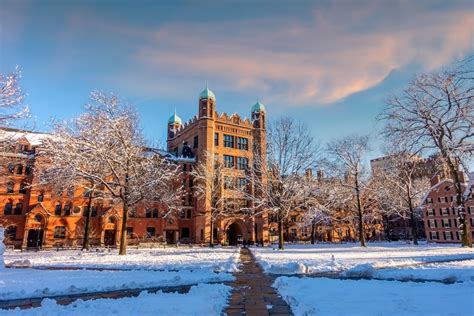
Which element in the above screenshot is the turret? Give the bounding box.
[198,84,216,118]
[251,99,266,129]
[167,110,182,139]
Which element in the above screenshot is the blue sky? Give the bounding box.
[1,0,473,158]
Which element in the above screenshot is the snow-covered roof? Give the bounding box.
[0,128,51,146]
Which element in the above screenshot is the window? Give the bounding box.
[14,202,22,215]
[430,231,438,240]
[54,226,66,238]
[83,206,89,217]
[224,155,235,168]
[290,228,297,237]
[54,204,62,216]
[214,133,219,146]
[5,226,17,241]
[237,178,247,189]
[15,164,23,175]
[127,227,134,237]
[152,208,159,218]
[426,198,433,204]
[181,227,190,238]
[63,204,71,216]
[428,219,436,228]
[427,209,434,216]
[25,165,32,175]
[7,163,14,174]
[19,181,28,194]
[444,231,453,241]
[237,157,248,170]
[146,227,156,238]
[237,137,249,150]
[6,182,14,194]
[37,192,44,202]
[441,208,449,216]
[4,200,13,215]
[224,176,234,189]
[146,209,152,218]
[291,216,297,222]
[193,136,198,149]
[442,219,450,228]
[224,134,234,148]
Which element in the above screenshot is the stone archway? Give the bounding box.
[227,222,243,246]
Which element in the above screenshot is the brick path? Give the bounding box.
[225,248,293,316]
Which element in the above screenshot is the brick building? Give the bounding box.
[423,173,474,243]
[166,86,268,245]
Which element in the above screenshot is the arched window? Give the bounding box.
[152,208,159,218]
[15,164,23,175]
[6,181,14,194]
[37,191,44,202]
[108,217,115,224]
[4,200,13,215]
[7,163,14,174]
[14,202,23,215]
[54,204,62,216]
[145,209,152,218]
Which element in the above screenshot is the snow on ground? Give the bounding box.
[343,259,474,283]
[0,268,233,300]
[5,246,240,272]
[4,283,231,316]
[251,242,474,275]
[274,276,473,316]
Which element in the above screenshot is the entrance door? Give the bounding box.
[165,230,175,244]
[227,223,242,246]
[104,229,116,246]
[26,229,44,249]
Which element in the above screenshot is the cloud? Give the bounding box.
[50,1,474,109]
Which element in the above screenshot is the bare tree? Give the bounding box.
[243,117,319,250]
[190,151,232,246]
[381,59,473,247]
[325,135,371,247]
[64,92,181,255]
[372,150,431,245]
[0,66,28,125]
[37,118,111,250]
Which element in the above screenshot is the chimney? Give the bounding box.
[317,170,324,181]
[430,174,440,187]
[305,168,313,179]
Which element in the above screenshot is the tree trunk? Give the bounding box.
[407,192,418,245]
[310,221,316,244]
[209,217,214,248]
[446,156,472,247]
[119,202,128,255]
[355,175,366,247]
[278,218,284,250]
[82,188,94,250]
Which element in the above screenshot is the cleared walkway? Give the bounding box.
[225,248,293,316]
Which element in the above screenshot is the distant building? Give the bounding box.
[422,173,474,243]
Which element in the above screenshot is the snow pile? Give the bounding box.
[0,268,234,300]
[274,276,473,316]
[4,283,232,316]
[5,247,241,272]
[0,226,4,270]
[342,263,377,278]
[251,242,474,275]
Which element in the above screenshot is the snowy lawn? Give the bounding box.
[4,283,231,316]
[5,246,240,272]
[343,259,474,283]
[251,242,474,275]
[0,269,233,300]
[274,276,473,316]
[1,247,238,301]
